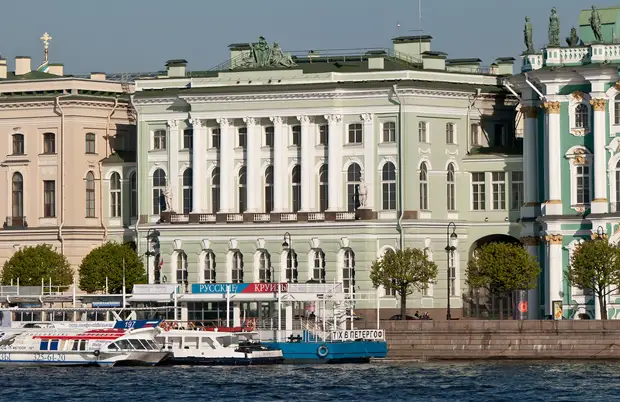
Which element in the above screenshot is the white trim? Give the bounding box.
[605,85,620,136]
[342,158,364,173]
[568,93,592,136]
[565,145,593,212]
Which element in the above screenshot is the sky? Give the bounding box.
[0,0,618,75]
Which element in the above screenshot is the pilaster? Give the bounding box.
[544,233,563,316]
[521,235,541,319]
[190,118,205,213]
[298,115,315,211]
[520,105,539,217]
[590,98,608,214]
[361,113,375,210]
[271,116,287,212]
[217,118,234,213]
[244,117,261,213]
[325,114,343,211]
[542,102,562,216]
[167,119,180,212]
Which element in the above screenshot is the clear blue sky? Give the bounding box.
[0,0,617,74]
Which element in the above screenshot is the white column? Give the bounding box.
[521,106,539,217]
[298,115,315,211]
[167,120,180,212]
[325,114,343,211]
[543,102,562,215]
[522,236,540,319]
[591,98,608,214]
[545,234,563,317]
[190,118,205,213]
[217,118,234,213]
[244,117,261,213]
[361,113,375,210]
[271,116,287,212]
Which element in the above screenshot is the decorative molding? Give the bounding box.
[340,237,350,248]
[256,238,266,249]
[544,234,563,245]
[445,149,459,156]
[270,116,284,126]
[521,106,538,119]
[520,236,540,246]
[201,239,211,250]
[570,128,588,137]
[418,148,431,155]
[229,238,238,250]
[173,239,182,250]
[360,113,373,123]
[572,91,586,102]
[590,98,607,112]
[167,120,178,129]
[310,237,320,249]
[542,101,561,114]
[216,117,231,127]
[243,117,258,126]
[616,82,620,91]
[297,115,313,125]
[606,137,620,157]
[189,118,204,128]
[324,114,342,124]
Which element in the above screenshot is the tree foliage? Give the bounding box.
[566,239,620,320]
[79,242,146,294]
[370,248,438,318]
[1,244,73,287]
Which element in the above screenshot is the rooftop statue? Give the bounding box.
[524,16,534,53]
[566,27,581,47]
[590,5,603,42]
[548,7,560,47]
[237,36,297,69]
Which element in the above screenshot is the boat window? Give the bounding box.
[202,337,216,349]
[107,342,120,351]
[71,341,78,351]
[146,340,160,350]
[79,340,87,351]
[117,340,132,350]
[216,336,238,347]
[39,340,49,351]
[129,339,147,350]
[50,340,59,351]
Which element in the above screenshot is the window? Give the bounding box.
[493,124,504,147]
[12,134,24,155]
[419,163,429,211]
[110,172,121,218]
[130,172,137,218]
[232,251,244,283]
[318,125,328,146]
[318,164,328,212]
[382,162,396,210]
[382,122,396,143]
[286,250,298,283]
[259,251,271,283]
[615,94,620,125]
[575,104,589,129]
[265,127,274,147]
[211,128,221,149]
[347,163,362,212]
[343,249,356,295]
[12,173,23,218]
[238,167,246,213]
[292,165,301,212]
[264,166,274,213]
[447,164,456,211]
[421,248,432,297]
[418,121,428,143]
[491,172,506,210]
[616,161,620,212]
[183,168,193,214]
[313,250,326,283]
[238,127,247,148]
[511,171,524,210]
[472,172,486,210]
[470,123,480,146]
[204,251,216,284]
[446,123,456,144]
[176,252,188,285]
[43,133,55,154]
[85,133,96,153]
[43,180,55,217]
[448,251,456,296]
[576,165,590,204]
[348,123,362,144]
[292,125,301,146]
[183,128,193,150]
[211,168,220,213]
[86,171,96,217]
[152,169,166,215]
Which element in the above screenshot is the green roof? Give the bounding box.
[578,7,620,25]
[102,150,136,164]
[1,71,60,81]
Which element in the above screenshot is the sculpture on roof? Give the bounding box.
[566,27,581,47]
[548,7,560,47]
[524,17,534,53]
[236,36,297,69]
[590,5,603,42]
[272,42,295,67]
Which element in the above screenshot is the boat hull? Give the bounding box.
[261,341,388,364]
[0,350,169,367]
[158,355,283,366]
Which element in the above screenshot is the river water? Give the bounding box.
[4,361,618,401]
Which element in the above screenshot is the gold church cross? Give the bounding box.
[40,32,52,61]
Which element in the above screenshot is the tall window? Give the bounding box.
[616,161,620,212]
[238,127,247,148]
[493,124,505,147]
[511,171,524,210]
[491,172,506,210]
[182,168,193,214]
[265,166,274,213]
[419,162,429,210]
[382,162,396,210]
[418,121,428,143]
[576,165,590,204]
[472,172,486,210]
[382,122,396,143]
[259,251,272,283]
[176,252,188,285]
[313,250,326,283]
[12,172,23,218]
[204,251,216,283]
[286,250,298,283]
[318,164,328,212]
[343,249,356,295]
[12,134,24,155]
[347,163,362,212]
[43,180,55,217]
[211,128,221,149]
[575,104,589,129]
[183,128,193,149]
[348,123,362,144]
[318,125,329,146]
[85,171,95,217]
[152,169,166,215]
[446,123,456,144]
[447,164,456,211]
[238,167,247,213]
[264,127,274,147]
[292,125,301,146]
[85,133,96,153]
[110,172,121,218]
[448,251,456,296]
[130,172,137,218]
[211,168,220,213]
[232,251,244,283]
[153,130,165,151]
[615,94,620,125]
[470,123,480,146]
[43,133,55,154]
[292,165,301,212]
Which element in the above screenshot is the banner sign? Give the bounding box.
[191,283,289,294]
[132,284,179,294]
[330,330,385,341]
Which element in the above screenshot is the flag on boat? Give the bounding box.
[143,321,160,328]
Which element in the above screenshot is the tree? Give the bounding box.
[1,244,73,287]
[466,242,540,318]
[566,239,620,320]
[79,242,146,294]
[370,248,438,319]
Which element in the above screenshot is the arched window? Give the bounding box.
[347,163,362,212]
[232,251,244,283]
[286,250,298,283]
[343,249,356,295]
[292,165,301,212]
[238,167,247,213]
[85,171,95,217]
[447,164,456,211]
[265,166,274,213]
[130,172,137,218]
[43,132,55,154]
[110,172,121,218]
[318,165,328,212]
[204,251,216,284]
[12,134,24,155]
[12,172,23,218]
[85,133,96,154]
[259,251,272,283]
[211,168,220,213]
[615,94,620,125]
[176,252,188,285]
[419,163,429,210]
[152,169,166,215]
[182,168,193,214]
[382,162,396,210]
[575,104,589,129]
[313,249,326,283]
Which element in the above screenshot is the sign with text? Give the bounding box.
[133,284,179,294]
[191,283,289,294]
[330,330,385,341]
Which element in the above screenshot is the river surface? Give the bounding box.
[3,361,619,401]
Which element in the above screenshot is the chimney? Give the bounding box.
[48,63,64,76]
[228,43,252,69]
[445,58,482,73]
[165,59,187,78]
[391,35,432,62]
[15,56,31,76]
[90,72,106,81]
[422,51,447,70]
[0,59,6,79]
[366,50,386,70]
[495,57,516,76]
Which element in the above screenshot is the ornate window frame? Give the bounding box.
[568,91,591,136]
[565,145,592,212]
[606,83,620,135]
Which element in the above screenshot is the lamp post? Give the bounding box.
[282,232,293,283]
[445,222,458,320]
[596,225,605,240]
[145,229,160,284]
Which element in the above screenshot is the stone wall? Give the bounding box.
[382,320,620,360]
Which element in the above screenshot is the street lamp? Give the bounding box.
[596,225,605,240]
[145,229,160,284]
[445,222,458,320]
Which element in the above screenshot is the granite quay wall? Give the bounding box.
[379,320,620,360]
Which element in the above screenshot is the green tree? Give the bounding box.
[1,244,73,287]
[79,242,146,293]
[566,239,620,320]
[370,248,438,319]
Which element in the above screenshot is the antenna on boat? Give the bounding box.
[122,258,126,311]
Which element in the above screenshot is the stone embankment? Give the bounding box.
[382,320,620,360]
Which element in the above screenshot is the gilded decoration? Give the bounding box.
[571,91,586,102]
[543,101,561,114]
[520,236,540,246]
[615,82,620,91]
[522,106,538,119]
[591,232,609,241]
[544,234,563,245]
[571,148,586,165]
[589,98,607,112]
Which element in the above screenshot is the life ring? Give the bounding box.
[317,345,329,358]
[93,350,101,357]
[246,320,255,331]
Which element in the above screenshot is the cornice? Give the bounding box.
[0,99,130,110]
